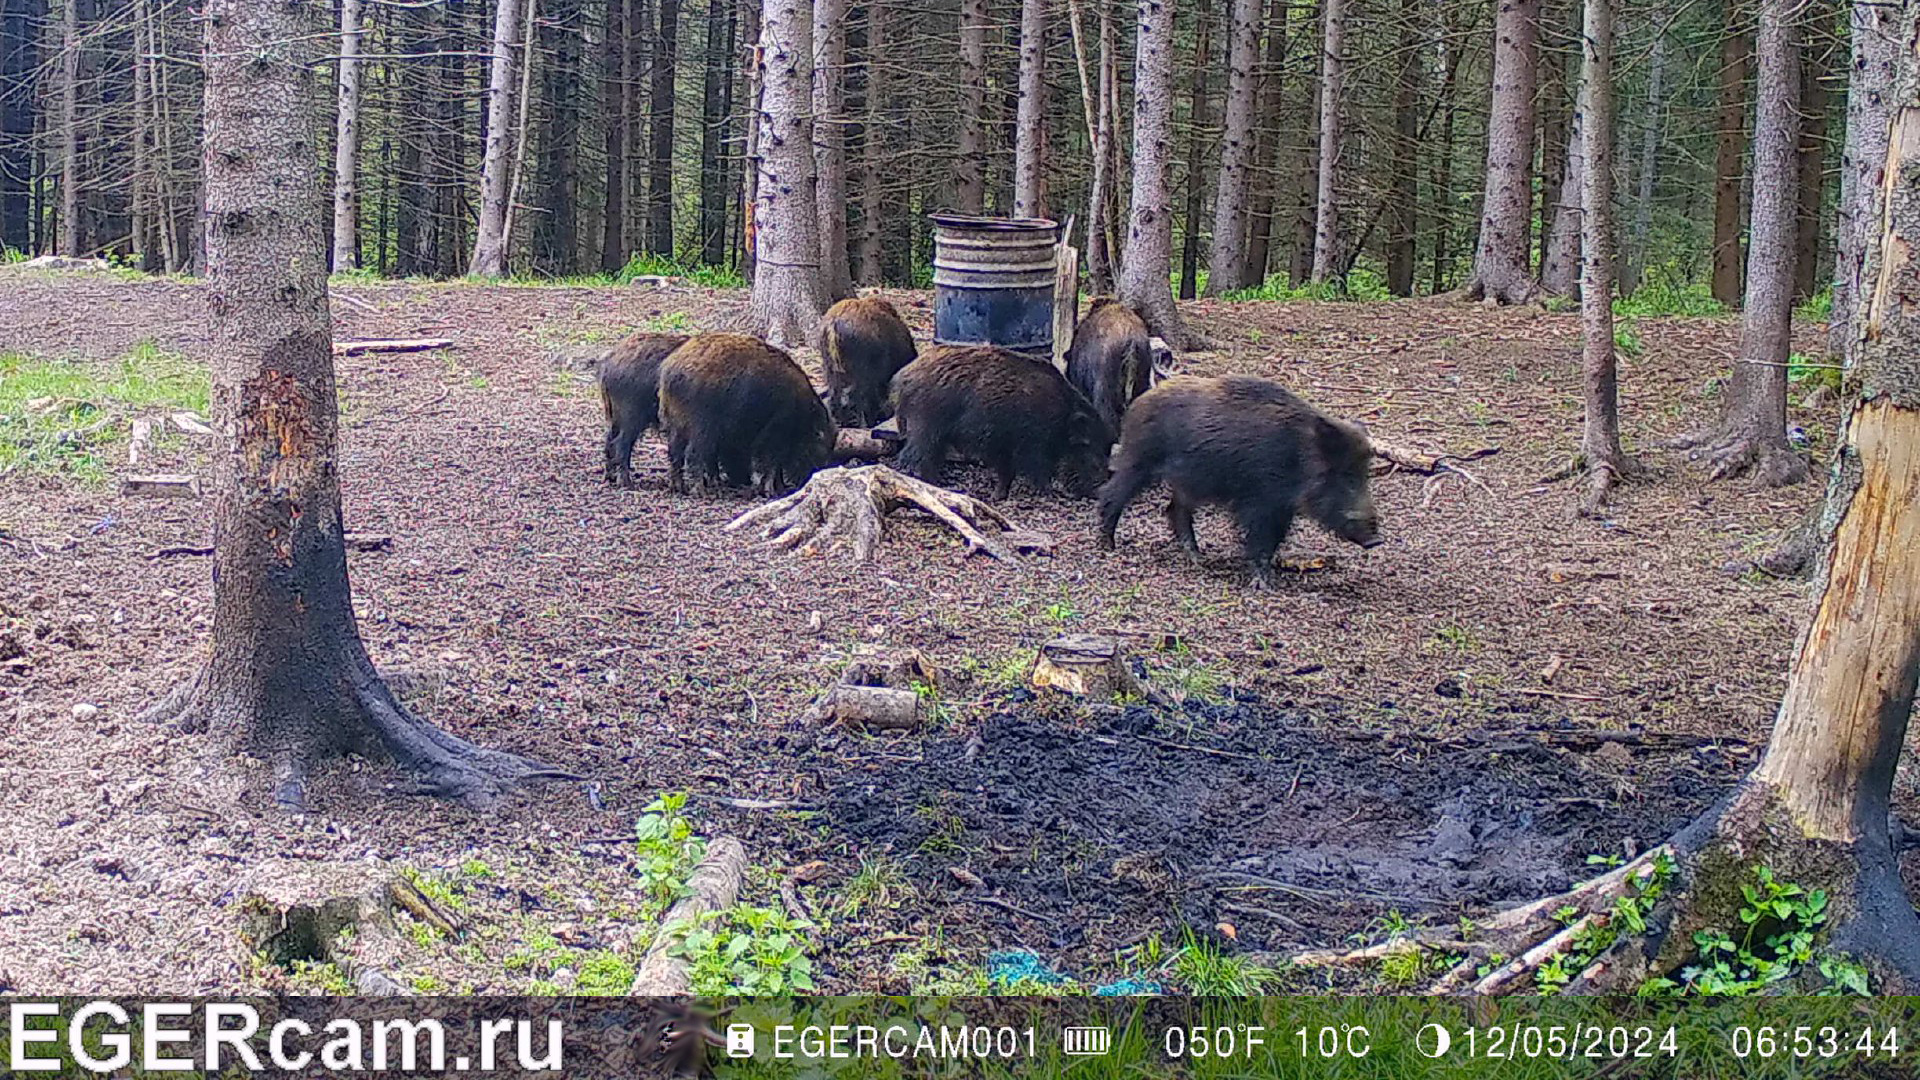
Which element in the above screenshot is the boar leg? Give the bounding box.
[1095,467,1152,550]
[1238,505,1295,590]
[1164,497,1201,559]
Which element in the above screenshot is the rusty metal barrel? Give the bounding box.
[929,214,1060,356]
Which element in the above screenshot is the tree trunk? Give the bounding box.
[150,0,563,812]
[129,0,151,268]
[813,0,853,299]
[1081,0,1119,293]
[470,0,524,277]
[1575,0,1627,514]
[501,0,542,264]
[855,0,888,284]
[534,0,584,274]
[1465,0,1540,303]
[602,0,629,271]
[1179,0,1213,300]
[1014,0,1048,217]
[1682,0,1808,486]
[1711,4,1750,307]
[1620,26,1668,297]
[1828,0,1896,358]
[0,0,33,253]
[330,0,364,274]
[1307,0,1345,283]
[955,0,989,212]
[1792,1,1834,303]
[1241,0,1288,288]
[699,0,736,264]
[739,0,763,278]
[57,0,80,255]
[1535,0,1568,269]
[1203,0,1260,294]
[1538,110,1581,297]
[1383,0,1420,296]
[624,0,652,258]
[649,0,681,255]
[749,0,826,345]
[1116,0,1194,346]
[1429,0,1457,293]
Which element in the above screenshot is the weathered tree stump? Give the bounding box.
[725,464,1052,563]
[804,647,939,731]
[234,860,463,995]
[1029,634,1144,702]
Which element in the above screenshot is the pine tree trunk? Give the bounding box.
[1792,2,1834,304]
[330,0,364,274]
[1538,112,1581,297]
[955,0,988,212]
[535,0,584,274]
[1082,0,1117,293]
[1536,0,1567,265]
[1179,0,1212,300]
[624,0,651,257]
[1116,0,1193,344]
[1241,0,1288,287]
[699,0,735,264]
[129,0,151,268]
[813,0,853,299]
[57,0,80,255]
[1203,0,1260,294]
[855,0,888,284]
[739,0,763,277]
[1466,0,1540,303]
[1828,0,1896,358]
[1383,0,1419,296]
[1576,0,1625,513]
[1289,44,1318,287]
[648,0,681,255]
[155,0,562,811]
[749,0,826,344]
[1429,2,1457,293]
[470,0,524,276]
[1684,0,1807,486]
[1014,0,1048,217]
[0,0,33,253]
[1620,27,1667,297]
[601,0,629,271]
[1711,5,1750,306]
[501,0,541,262]
[1307,0,1345,283]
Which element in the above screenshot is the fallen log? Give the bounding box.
[332,337,453,356]
[831,428,901,462]
[1370,439,1500,476]
[120,473,201,499]
[630,836,748,995]
[803,647,938,731]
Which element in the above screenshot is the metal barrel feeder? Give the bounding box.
[929,214,1062,358]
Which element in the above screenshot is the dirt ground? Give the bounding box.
[0,270,1901,994]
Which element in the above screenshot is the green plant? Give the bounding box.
[838,855,913,918]
[1614,280,1729,318]
[285,959,355,995]
[1172,932,1277,995]
[674,904,816,994]
[1788,352,1844,395]
[1431,624,1481,653]
[1149,643,1226,704]
[1219,266,1393,304]
[460,858,496,879]
[1613,320,1644,357]
[634,793,708,913]
[0,346,209,482]
[575,949,638,995]
[1795,286,1834,322]
[504,930,565,976]
[1586,851,1627,869]
[1657,865,1840,996]
[1378,948,1424,986]
[643,310,695,333]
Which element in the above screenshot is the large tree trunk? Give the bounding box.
[1538,111,1581,297]
[854,0,887,285]
[1116,0,1195,346]
[330,0,365,274]
[1429,0,1457,293]
[1620,26,1668,297]
[147,0,563,812]
[534,0,584,274]
[1307,0,1345,283]
[698,0,737,264]
[1535,0,1568,269]
[1204,0,1261,294]
[648,0,683,255]
[1465,0,1539,304]
[1178,0,1212,300]
[1383,0,1420,296]
[57,0,80,255]
[1679,0,1808,486]
[954,0,989,212]
[1079,0,1118,293]
[813,0,853,299]
[501,0,542,263]
[0,0,34,253]
[750,0,826,345]
[601,0,630,272]
[1575,0,1629,514]
[1241,0,1288,288]
[1711,4,1750,307]
[1829,0,1897,357]
[623,0,652,259]
[469,0,524,277]
[739,0,763,278]
[1792,2,1835,304]
[1013,0,1048,217]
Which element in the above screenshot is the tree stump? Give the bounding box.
[234,860,462,995]
[804,647,938,731]
[1030,634,1143,702]
[725,465,1052,563]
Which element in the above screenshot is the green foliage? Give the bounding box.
[285,959,356,995]
[1613,320,1644,357]
[1795,286,1834,322]
[1148,642,1226,704]
[1220,266,1393,303]
[635,792,708,913]
[1614,280,1729,318]
[674,904,817,994]
[837,855,914,918]
[1641,865,1859,996]
[642,310,696,333]
[1788,352,1844,394]
[328,266,386,285]
[574,949,638,995]
[1534,852,1675,993]
[504,930,566,976]
[1172,931,1279,995]
[0,345,209,482]
[611,252,745,289]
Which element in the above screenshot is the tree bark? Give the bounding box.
[0,0,34,254]
[1683,0,1808,486]
[501,0,542,264]
[602,0,630,271]
[1116,0,1194,346]
[698,0,737,264]
[813,0,853,299]
[1466,0,1540,303]
[649,0,682,255]
[1080,0,1118,292]
[1241,0,1288,288]
[153,0,564,812]
[1429,0,1457,293]
[955,0,989,212]
[1383,0,1420,296]
[1792,0,1835,303]
[1014,0,1048,218]
[57,0,80,255]
[330,0,365,274]
[624,0,652,258]
[1307,0,1345,283]
[470,0,525,277]
[1179,0,1213,300]
[750,0,826,345]
[1575,0,1628,514]
[1203,0,1260,294]
[1711,4,1750,307]
[1621,25,1668,297]
[1829,0,1897,358]
[1538,108,1581,297]
[534,0,584,274]
[854,0,887,284]
[1535,0,1568,268]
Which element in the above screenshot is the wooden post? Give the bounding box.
[1052,240,1079,372]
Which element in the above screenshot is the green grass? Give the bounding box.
[1171,932,1280,994]
[1613,319,1644,357]
[1221,266,1394,304]
[1614,280,1729,318]
[1795,285,1834,322]
[0,343,209,482]
[837,855,914,919]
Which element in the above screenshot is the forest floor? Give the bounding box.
[0,268,1900,995]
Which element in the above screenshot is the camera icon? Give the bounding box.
[726,1024,757,1058]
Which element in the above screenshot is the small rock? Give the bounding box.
[71,703,99,722]
[355,968,406,996]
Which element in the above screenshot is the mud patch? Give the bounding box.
[804,700,1746,966]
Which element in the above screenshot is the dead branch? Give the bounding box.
[724,465,1052,564]
[332,337,453,356]
[120,473,201,498]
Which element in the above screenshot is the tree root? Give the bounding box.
[724,464,1054,563]
[1672,425,1809,486]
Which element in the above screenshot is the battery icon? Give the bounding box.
[1062,1026,1112,1056]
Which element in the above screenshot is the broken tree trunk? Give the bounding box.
[724,465,1053,563]
[803,647,938,731]
[830,428,900,462]
[630,836,749,995]
[235,859,464,996]
[1030,633,1144,702]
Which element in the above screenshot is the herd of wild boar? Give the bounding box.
[597,296,1381,588]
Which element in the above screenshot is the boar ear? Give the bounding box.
[1318,416,1373,466]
